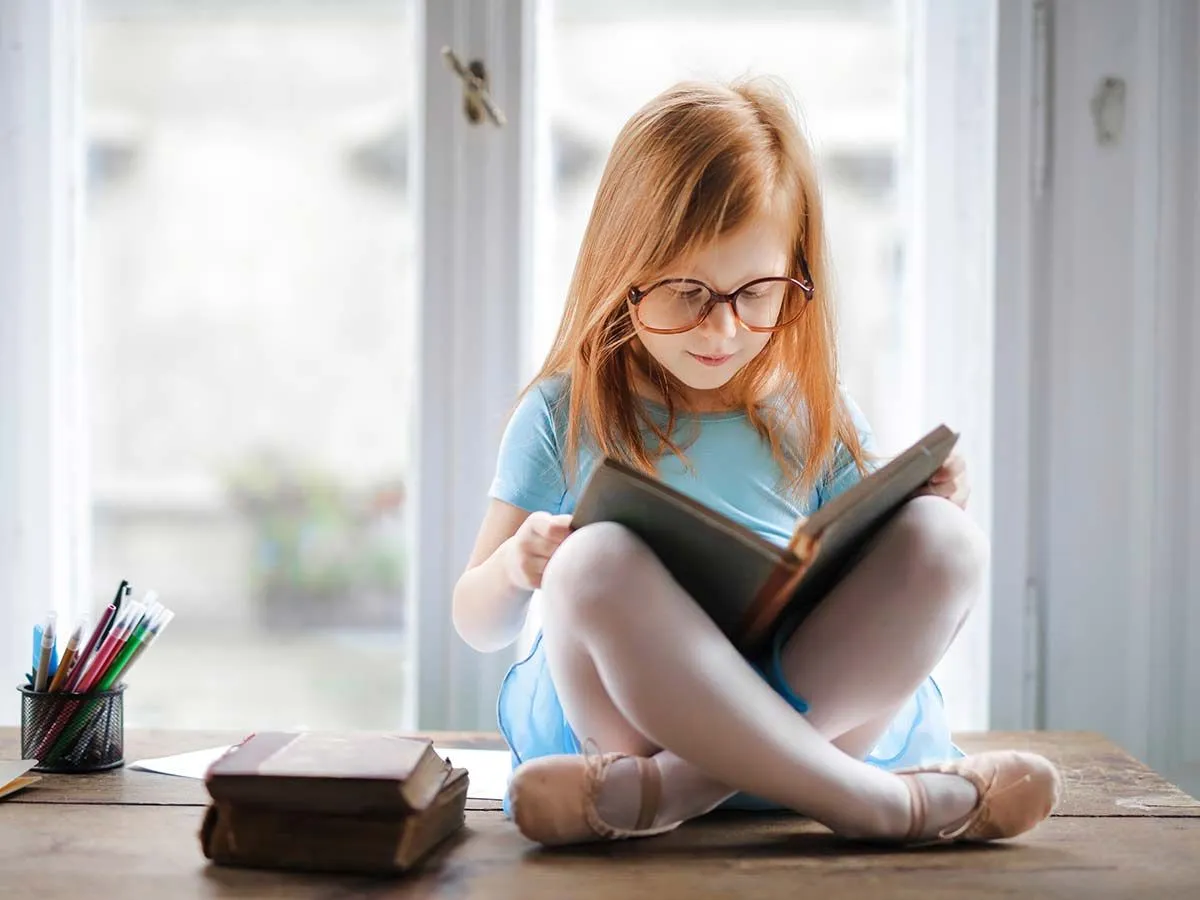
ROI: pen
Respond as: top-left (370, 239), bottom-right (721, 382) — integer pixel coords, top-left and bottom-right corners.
top-left (114, 609), bottom-right (174, 685)
top-left (33, 613), bottom-right (58, 692)
top-left (66, 603), bottom-right (116, 693)
top-left (48, 619), bottom-right (86, 693)
top-left (99, 604), bottom-right (158, 691)
top-left (72, 605), bottom-right (134, 695)
top-left (97, 580), bottom-right (129, 646)
top-left (77, 602), bottom-right (145, 694)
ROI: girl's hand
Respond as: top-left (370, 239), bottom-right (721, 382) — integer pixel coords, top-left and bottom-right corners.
top-left (505, 512), bottom-right (574, 590)
top-left (920, 450), bottom-right (971, 510)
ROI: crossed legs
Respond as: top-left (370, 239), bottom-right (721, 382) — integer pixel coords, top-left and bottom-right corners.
top-left (525, 496), bottom-right (988, 839)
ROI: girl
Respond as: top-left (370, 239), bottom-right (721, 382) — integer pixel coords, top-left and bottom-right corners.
top-left (453, 79), bottom-right (1060, 847)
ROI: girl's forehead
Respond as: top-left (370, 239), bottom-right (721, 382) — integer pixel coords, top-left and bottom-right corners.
top-left (662, 214), bottom-right (792, 283)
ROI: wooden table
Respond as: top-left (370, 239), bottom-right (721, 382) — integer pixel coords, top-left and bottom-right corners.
top-left (2, 729), bottom-right (1199, 898)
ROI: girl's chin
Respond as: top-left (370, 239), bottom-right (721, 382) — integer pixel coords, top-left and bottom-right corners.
top-left (669, 361), bottom-right (740, 391)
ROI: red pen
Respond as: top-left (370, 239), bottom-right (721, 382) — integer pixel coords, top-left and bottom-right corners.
top-left (65, 603), bottom-right (116, 693)
top-left (75, 604), bottom-right (140, 694)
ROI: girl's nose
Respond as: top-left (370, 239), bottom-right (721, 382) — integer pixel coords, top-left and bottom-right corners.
top-left (700, 301), bottom-right (739, 340)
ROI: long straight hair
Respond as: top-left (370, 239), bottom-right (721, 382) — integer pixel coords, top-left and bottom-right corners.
top-left (525, 78), bottom-right (867, 497)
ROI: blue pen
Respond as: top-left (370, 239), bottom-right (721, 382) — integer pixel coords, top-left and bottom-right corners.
top-left (30, 621), bottom-right (60, 680)
top-left (32, 612), bottom-right (58, 692)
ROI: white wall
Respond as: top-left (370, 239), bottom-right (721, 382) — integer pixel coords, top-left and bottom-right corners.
top-left (993, 0), bottom-right (1200, 795)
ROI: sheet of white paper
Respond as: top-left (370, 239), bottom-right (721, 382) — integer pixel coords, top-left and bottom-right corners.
top-left (435, 746), bottom-right (511, 802)
top-left (129, 745), bottom-right (233, 779)
top-left (127, 743), bottom-right (513, 801)
top-left (0, 759), bottom-right (39, 785)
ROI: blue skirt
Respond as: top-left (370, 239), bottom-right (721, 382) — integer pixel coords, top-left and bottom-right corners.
top-left (496, 626), bottom-right (963, 814)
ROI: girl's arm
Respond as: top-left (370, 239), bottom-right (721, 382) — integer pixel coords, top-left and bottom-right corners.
top-left (452, 499), bottom-right (571, 652)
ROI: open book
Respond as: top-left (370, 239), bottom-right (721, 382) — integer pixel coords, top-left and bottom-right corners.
top-left (571, 425), bottom-right (958, 656)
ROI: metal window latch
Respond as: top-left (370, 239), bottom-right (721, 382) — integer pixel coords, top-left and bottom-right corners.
top-left (441, 47), bottom-right (506, 128)
top-left (1090, 76), bottom-right (1126, 146)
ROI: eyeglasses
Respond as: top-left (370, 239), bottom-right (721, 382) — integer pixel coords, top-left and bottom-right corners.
top-left (626, 265), bottom-right (814, 335)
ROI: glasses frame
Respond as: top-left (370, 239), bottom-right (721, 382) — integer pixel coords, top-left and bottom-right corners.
top-left (626, 254), bottom-right (815, 335)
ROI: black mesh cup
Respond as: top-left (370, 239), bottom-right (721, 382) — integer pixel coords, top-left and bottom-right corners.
top-left (19, 684), bottom-right (125, 773)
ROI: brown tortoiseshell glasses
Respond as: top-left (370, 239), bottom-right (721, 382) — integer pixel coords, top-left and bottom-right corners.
top-left (627, 252), bottom-right (814, 335)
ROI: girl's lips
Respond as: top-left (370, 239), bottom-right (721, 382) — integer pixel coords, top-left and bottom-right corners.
top-left (689, 352), bottom-right (733, 367)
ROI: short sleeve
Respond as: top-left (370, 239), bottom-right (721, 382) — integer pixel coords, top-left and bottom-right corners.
top-left (815, 390), bottom-right (878, 507)
top-left (488, 381), bottom-right (569, 514)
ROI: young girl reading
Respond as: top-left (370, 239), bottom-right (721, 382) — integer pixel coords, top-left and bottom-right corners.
top-left (453, 78), bottom-right (1061, 847)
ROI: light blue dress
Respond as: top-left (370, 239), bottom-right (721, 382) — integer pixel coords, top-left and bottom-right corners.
top-left (489, 377), bottom-right (962, 813)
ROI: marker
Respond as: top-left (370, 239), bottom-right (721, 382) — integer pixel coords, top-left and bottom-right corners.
top-left (67, 603), bottom-right (117, 693)
top-left (115, 609), bottom-right (174, 684)
top-left (75, 603), bottom-right (143, 694)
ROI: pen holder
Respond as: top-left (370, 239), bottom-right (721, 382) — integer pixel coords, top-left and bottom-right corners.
top-left (18, 685), bottom-right (126, 773)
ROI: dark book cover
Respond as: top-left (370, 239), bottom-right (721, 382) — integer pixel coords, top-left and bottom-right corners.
top-left (205, 731), bottom-right (452, 816)
top-left (571, 424), bottom-right (958, 654)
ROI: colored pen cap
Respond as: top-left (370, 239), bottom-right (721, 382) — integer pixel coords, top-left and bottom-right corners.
top-left (152, 609), bottom-right (176, 636)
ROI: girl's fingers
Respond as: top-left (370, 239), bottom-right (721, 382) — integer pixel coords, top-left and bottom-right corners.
top-left (930, 453), bottom-right (966, 484)
top-left (920, 479), bottom-right (955, 502)
top-left (524, 533), bottom-right (563, 558)
top-left (532, 512), bottom-right (573, 540)
top-left (954, 483), bottom-right (972, 509)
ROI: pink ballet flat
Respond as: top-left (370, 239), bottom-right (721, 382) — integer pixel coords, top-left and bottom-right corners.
top-left (896, 750), bottom-right (1063, 844)
top-left (508, 745), bottom-right (681, 846)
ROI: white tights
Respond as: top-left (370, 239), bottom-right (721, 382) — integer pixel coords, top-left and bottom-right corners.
top-left (537, 495), bottom-right (988, 840)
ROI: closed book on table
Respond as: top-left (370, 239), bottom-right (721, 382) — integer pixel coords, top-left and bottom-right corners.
top-left (205, 731), bottom-right (452, 816)
top-left (571, 424), bottom-right (958, 656)
top-left (200, 768), bottom-right (469, 875)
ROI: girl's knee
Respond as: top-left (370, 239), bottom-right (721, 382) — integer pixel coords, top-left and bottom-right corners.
top-left (541, 521), bottom-right (651, 619)
top-left (889, 495), bottom-right (989, 598)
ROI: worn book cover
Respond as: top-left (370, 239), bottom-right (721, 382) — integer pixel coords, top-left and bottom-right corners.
top-left (205, 731), bottom-right (452, 816)
top-left (200, 767), bottom-right (469, 875)
top-left (571, 424), bottom-right (958, 655)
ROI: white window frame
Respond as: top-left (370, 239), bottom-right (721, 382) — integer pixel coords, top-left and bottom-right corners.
top-left (408, 0), bottom-right (536, 730)
top-left (989, 0), bottom-right (1048, 731)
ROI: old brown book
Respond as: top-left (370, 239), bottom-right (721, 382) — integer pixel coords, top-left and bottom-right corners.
top-left (200, 767), bottom-right (469, 875)
top-left (571, 424), bottom-right (958, 655)
top-left (205, 731), bottom-right (452, 816)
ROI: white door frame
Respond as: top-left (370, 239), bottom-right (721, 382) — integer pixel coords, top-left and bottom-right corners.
top-left (0, 0), bottom-right (89, 721)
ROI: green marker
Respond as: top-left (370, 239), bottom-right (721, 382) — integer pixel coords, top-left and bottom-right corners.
top-left (96, 615), bottom-right (154, 691)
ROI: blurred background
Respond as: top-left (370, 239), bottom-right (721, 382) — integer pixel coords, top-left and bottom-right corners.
top-left (83, 0), bottom-right (918, 731)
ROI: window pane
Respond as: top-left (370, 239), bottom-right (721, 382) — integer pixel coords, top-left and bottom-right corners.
top-left (84, 0), bottom-right (415, 731)
top-left (532, 0), bottom-right (912, 450)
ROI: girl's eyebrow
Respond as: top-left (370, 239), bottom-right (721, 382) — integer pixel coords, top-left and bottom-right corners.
top-left (661, 272), bottom-right (782, 290)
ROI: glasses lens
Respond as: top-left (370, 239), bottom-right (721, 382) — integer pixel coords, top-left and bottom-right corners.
top-left (638, 281), bottom-right (712, 331)
top-left (735, 279), bottom-right (793, 329)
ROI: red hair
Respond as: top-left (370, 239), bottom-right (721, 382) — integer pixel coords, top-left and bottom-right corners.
top-left (523, 78), bottom-right (866, 497)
